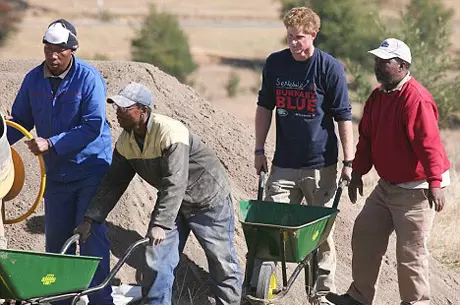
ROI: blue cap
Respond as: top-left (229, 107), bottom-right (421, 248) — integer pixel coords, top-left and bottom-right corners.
top-left (107, 82), bottom-right (153, 108)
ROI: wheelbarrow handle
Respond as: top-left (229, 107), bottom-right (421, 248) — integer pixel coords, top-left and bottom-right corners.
top-left (257, 171), bottom-right (267, 201)
top-left (60, 233), bottom-right (80, 254)
top-left (332, 179), bottom-right (348, 210)
top-left (69, 237), bottom-right (150, 305)
top-left (39, 237), bottom-right (150, 305)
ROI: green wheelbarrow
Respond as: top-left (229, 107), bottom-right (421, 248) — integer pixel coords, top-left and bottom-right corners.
top-left (239, 172), bottom-right (346, 304)
top-left (0, 234), bottom-right (149, 305)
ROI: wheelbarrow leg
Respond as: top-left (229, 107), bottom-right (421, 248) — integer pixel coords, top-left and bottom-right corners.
top-left (305, 249), bottom-right (318, 298)
top-left (279, 230), bottom-right (288, 288)
top-left (243, 228), bottom-right (259, 294)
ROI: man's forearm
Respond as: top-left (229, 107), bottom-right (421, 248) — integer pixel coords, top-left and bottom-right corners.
top-left (255, 106), bottom-right (272, 150)
top-left (84, 149), bottom-right (135, 223)
top-left (338, 120), bottom-right (354, 161)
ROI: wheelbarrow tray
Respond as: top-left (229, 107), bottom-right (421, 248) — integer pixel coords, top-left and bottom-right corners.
top-left (0, 249), bottom-right (101, 300)
top-left (239, 200), bottom-right (338, 263)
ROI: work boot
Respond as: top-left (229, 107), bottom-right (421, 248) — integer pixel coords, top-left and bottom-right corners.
top-left (325, 293), bottom-right (364, 305)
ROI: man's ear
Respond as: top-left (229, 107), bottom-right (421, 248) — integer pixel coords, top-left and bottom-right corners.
top-left (311, 31), bottom-right (318, 40)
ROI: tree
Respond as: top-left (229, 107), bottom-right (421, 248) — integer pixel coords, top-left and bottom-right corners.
top-left (395, 0), bottom-right (460, 127)
top-left (131, 5), bottom-right (197, 83)
top-left (0, 2), bottom-right (17, 46)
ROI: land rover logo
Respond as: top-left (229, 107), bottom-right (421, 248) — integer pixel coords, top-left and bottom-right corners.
top-left (277, 109), bottom-right (288, 116)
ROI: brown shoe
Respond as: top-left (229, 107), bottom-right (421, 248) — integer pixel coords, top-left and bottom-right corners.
top-left (325, 293), bottom-right (364, 305)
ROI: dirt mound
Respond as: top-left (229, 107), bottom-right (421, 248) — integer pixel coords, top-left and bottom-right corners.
top-left (1, 59), bottom-right (459, 305)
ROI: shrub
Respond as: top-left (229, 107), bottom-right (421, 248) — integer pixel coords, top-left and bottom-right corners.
top-left (0, 2), bottom-right (17, 46)
top-left (131, 5), bottom-right (197, 83)
top-left (226, 71), bottom-right (240, 98)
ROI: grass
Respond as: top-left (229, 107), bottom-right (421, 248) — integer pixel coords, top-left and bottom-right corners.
top-left (428, 130), bottom-right (460, 271)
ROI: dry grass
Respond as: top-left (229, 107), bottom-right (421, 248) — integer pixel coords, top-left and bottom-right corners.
top-left (429, 130), bottom-right (460, 271)
top-left (25, 0), bottom-right (281, 20)
top-left (187, 27), bottom-right (285, 59)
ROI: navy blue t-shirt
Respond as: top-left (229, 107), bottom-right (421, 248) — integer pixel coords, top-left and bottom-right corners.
top-left (257, 48), bottom-right (352, 169)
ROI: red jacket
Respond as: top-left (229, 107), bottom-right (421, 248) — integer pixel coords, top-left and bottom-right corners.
top-left (353, 77), bottom-right (450, 188)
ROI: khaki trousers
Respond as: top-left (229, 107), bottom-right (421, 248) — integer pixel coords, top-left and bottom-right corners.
top-left (265, 164), bottom-right (338, 298)
top-left (347, 179), bottom-right (435, 305)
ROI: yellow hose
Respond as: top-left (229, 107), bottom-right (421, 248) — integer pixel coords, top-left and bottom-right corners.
top-left (4, 120), bottom-right (46, 224)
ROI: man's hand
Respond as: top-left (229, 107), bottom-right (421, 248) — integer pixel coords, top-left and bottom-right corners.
top-left (348, 172), bottom-right (363, 204)
top-left (428, 187), bottom-right (445, 212)
top-left (341, 166), bottom-right (352, 184)
top-left (146, 226), bottom-right (166, 246)
top-left (25, 137), bottom-right (50, 155)
top-left (254, 154), bottom-right (268, 175)
top-left (74, 218), bottom-right (93, 243)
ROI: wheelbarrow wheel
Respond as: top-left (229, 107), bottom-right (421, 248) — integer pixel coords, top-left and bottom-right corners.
top-left (255, 261), bottom-right (277, 303)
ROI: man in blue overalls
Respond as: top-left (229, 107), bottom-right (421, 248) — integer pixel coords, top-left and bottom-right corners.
top-left (7, 19), bottom-right (114, 305)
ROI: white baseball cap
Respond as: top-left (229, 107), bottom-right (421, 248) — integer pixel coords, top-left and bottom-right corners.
top-left (369, 38), bottom-right (412, 64)
top-left (107, 82), bottom-right (153, 108)
top-left (42, 19), bottom-right (79, 50)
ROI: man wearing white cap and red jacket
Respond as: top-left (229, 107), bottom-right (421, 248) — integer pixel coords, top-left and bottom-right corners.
top-left (326, 38), bottom-right (450, 305)
top-left (7, 19), bottom-right (114, 305)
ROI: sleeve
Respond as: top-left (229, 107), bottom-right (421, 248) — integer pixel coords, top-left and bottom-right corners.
top-left (352, 92), bottom-right (375, 176)
top-left (48, 73), bottom-right (107, 155)
top-left (325, 61), bottom-right (352, 121)
top-left (149, 140), bottom-right (189, 230)
top-left (257, 56), bottom-right (276, 110)
top-left (406, 99), bottom-right (444, 188)
top-left (7, 76), bottom-right (35, 145)
top-left (84, 148), bottom-right (136, 223)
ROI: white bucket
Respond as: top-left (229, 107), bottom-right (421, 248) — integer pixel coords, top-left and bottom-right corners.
top-left (0, 114), bottom-right (14, 199)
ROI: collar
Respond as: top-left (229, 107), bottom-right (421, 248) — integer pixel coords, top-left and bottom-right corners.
top-left (146, 112), bottom-right (154, 132)
top-left (380, 72), bottom-right (411, 93)
top-left (128, 112), bottom-right (154, 141)
top-left (43, 56), bottom-right (73, 79)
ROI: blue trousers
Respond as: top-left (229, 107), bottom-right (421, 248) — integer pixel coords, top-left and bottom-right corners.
top-left (142, 195), bottom-right (242, 305)
top-left (45, 175), bottom-right (113, 305)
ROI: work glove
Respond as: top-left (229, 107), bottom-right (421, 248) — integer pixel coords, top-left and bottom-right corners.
top-left (74, 217), bottom-right (93, 243)
top-left (146, 226), bottom-right (165, 246)
top-left (348, 172), bottom-right (363, 204)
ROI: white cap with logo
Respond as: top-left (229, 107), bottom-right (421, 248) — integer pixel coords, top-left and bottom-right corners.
top-left (368, 38), bottom-right (412, 64)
